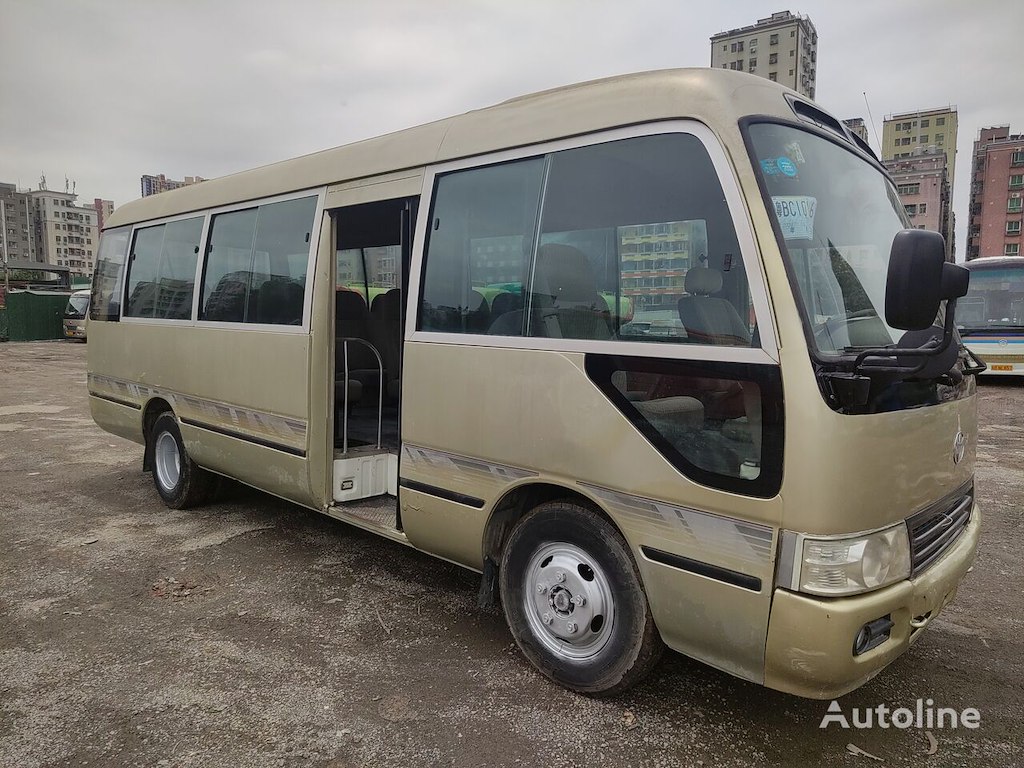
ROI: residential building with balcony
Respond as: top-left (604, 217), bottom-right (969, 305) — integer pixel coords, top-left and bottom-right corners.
top-left (31, 190), bottom-right (100, 278)
top-left (141, 173), bottom-right (206, 197)
top-left (93, 198), bottom-right (115, 231)
top-left (0, 183), bottom-right (39, 265)
top-left (882, 149), bottom-right (953, 260)
top-left (842, 118), bottom-right (869, 144)
top-left (880, 107), bottom-right (958, 259)
top-left (710, 11), bottom-right (817, 99)
top-left (966, 125), bottom-right (1024, 261)
top-left (881, 107), bottom-right (958, 185)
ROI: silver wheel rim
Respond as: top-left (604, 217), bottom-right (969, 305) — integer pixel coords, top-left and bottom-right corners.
top-left (154, 430), bottom-right (181, 493)
top-left (522, 542), bottom-right (615, 662)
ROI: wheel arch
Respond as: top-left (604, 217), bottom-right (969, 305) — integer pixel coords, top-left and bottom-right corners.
top-left (481, 480), bottom-right (628, 565)
top-left (141, 397), bottom-right (174, 472)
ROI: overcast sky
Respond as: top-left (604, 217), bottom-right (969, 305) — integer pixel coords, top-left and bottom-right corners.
top-left (3, 0), bottom-right (1021, 260)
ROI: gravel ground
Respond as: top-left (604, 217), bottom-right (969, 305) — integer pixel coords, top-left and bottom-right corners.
top-left (1, 341), bottom-right (1021, 768)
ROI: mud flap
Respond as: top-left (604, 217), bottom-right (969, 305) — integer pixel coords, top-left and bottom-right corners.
top-left (477, 556), bottom-right (499, 609)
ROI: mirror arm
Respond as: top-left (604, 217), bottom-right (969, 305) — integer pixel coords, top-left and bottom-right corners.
top-left (852, 298), bottom-right (959, 374)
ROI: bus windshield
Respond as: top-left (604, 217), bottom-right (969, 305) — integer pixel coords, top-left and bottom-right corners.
top-left (748, 122), bottom-right (911, 356)
top-left (956, 266), bottom-right (1024, 333)
top-left (66, 294), bottom-right (90, 317)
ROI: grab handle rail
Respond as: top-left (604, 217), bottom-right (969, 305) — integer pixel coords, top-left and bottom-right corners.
top-left (339, 337), bottom-right (384, 454)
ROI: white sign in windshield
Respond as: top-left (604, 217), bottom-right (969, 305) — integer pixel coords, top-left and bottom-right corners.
top-left (772, 195), bottom-right (817, 241)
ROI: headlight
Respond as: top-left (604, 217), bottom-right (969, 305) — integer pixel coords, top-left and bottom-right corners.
top-left (780, 523), bottom-right (911, 597)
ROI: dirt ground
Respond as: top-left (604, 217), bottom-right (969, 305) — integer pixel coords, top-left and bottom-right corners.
top-left (1, 341), bottom-right (1022, 768)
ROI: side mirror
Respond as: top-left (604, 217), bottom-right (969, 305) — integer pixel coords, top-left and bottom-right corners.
top-left (885, 229), bottom-right (968, 331)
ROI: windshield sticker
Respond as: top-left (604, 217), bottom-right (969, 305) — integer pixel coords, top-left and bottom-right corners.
top-left (776, 156), bottom-right (798, 177)
top-left (760, 158), bottom-right (779, 176)
top-left (772, 196), bottom-right (817, 240)
top-left (785, 141), bottom-right (806, 164)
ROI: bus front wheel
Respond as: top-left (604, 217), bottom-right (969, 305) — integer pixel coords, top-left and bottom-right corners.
top-left (498, 500), bottom-right (663, 696)
top-left (149, 412), bottom-right (217, 509)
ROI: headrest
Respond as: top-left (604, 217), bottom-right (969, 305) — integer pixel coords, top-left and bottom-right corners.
top-left (535, 243), bottom-right (599, 303)
top-left (336, 289), bottom-right (366, 310)
top-left (685, 267), bottom-right (723, 296)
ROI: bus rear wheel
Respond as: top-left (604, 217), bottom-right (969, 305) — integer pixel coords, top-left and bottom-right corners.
top-left (149, 412), bottom-right (217, 509)
top-left (498, 500), bottom-right (663, 696)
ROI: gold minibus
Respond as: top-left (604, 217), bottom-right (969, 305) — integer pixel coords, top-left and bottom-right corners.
top-left (88, 68), bottom-right (981, 698)
top-left (63, 288), bottom-right (91, 340)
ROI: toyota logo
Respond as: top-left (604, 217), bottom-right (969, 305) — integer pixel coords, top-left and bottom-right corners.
top-left (952, 431), bottom-right (967, 465)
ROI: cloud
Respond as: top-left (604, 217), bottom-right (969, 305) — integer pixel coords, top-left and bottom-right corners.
top-left (2, 0), bottom-right (1021, 257)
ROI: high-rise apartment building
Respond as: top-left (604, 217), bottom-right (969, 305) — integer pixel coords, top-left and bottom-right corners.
top-left (31, 190), bottom-right (100, 278)
top-left (883, 150), bottom-right (953, 259)
top-left (141, 173), bottom-right (206, 197)
top-left (93, 198), bottom-right (115, 231)
top-left (842, 118), bottom-right (869, 144)
top-left (880, 107), bottom-right (958, 259)
top-left (881, 107), bottom-right (958, 184)
top-left (1, 183), bottom-right (39, 265)
top-left (966, 125), bottom-right (1024, 261)
top-left (710, 11), bottom-right (818, 99)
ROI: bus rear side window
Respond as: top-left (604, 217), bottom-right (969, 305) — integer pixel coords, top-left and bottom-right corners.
top-left (89, 226), bottom-right (131, 321)
top-left (124, 216), bottom-right (203, 319)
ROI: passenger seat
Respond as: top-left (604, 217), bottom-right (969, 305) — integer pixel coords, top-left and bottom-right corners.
top-left (676, 267), bottom-right (751, 346)
top-left (371, 288), bottom-right (403, 401)
top-left (533, 244), bottom-right (612, 339)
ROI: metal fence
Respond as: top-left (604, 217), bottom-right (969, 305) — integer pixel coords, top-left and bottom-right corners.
top-left (3, 290), bottom-right (71, 341)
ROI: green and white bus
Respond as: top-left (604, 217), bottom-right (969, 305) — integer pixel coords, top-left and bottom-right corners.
top-left (89, 68), bottom-right (980, 698)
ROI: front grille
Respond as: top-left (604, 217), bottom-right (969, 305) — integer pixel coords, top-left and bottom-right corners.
top-left (907, 482), bottom-right (973, 575)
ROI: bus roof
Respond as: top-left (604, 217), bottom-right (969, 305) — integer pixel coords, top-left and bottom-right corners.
top-left (964, 256), bottom-right (1024, 270)
top-left (106, 68), bottom-right (805, 230)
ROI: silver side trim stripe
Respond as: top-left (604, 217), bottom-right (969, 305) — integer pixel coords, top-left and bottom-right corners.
top-left (87, 373), bottom-right (307, 448)
top-left (401, 444), bottom-right (538, 484)
top-left (579, 483), bottom-right (774, 569)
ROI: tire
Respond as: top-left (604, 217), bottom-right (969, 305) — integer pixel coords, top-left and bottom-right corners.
top-left (148, 412), bottom-right (217, 509)
top-left (499, 500), bottom-right (664, 696)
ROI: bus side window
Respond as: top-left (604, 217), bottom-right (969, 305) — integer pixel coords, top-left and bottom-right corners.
top-left (420, 158), bottom-right (545, 335)
top-left (124, 217), bottom-right (204, 320)
top-left (199, 196), bottom-right (316, 325)
top-left (90, 226), bottom-right (132, 321)
top-left (535, 133), bottom-right (754, 346)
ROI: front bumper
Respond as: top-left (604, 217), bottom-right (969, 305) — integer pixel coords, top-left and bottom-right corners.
top-left (763, 504), bottom-right (980, 699)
